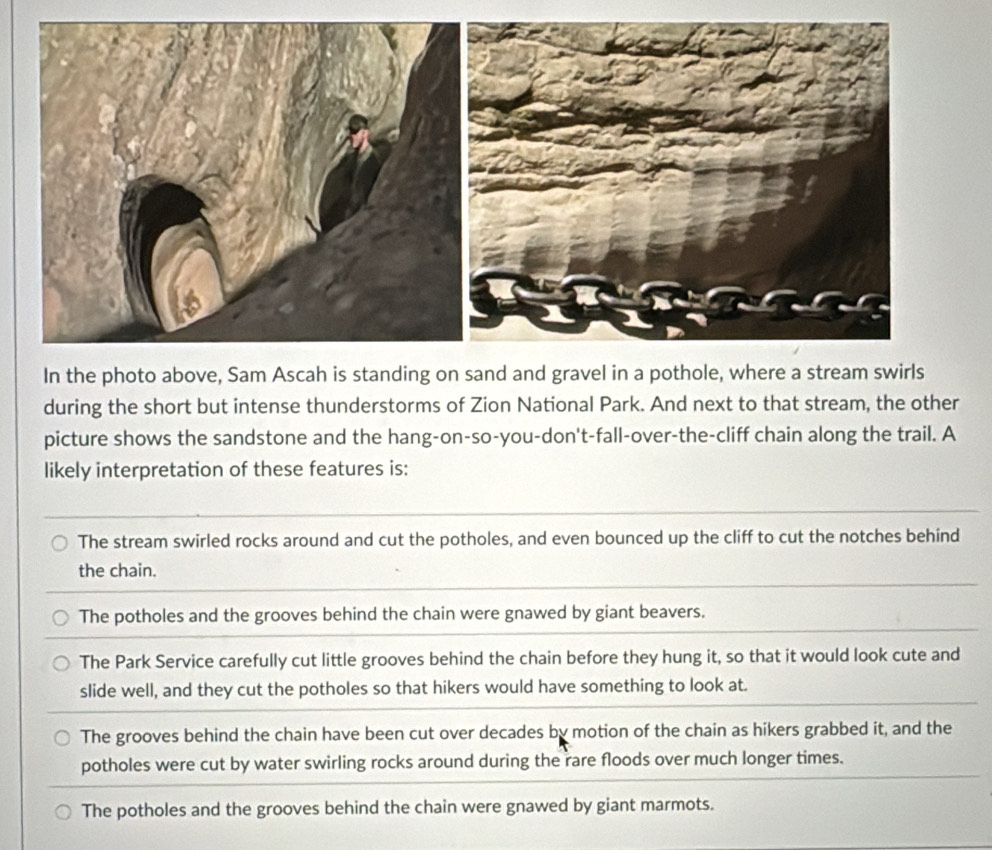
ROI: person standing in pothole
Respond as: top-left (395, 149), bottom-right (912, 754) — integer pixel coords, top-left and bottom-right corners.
top-left (344, 113), bottom-right (382, 218)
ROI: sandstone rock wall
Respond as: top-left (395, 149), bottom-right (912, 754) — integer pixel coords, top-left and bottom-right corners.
top-left (168, 23), bottom-right (462, 342)
top-left (41, 23), bottom-right (429, 341)
top-left (469, 23), bottom-right (889, 298)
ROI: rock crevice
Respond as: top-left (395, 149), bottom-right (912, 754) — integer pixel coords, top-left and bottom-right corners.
top-left (169, 23), bottom-right (461, 342)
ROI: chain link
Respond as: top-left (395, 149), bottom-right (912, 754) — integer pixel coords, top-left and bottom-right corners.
top-left (470, 267), bottom-right (889, 331)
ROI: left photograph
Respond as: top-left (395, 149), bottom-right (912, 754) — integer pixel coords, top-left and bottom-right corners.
top-left (40, 22), bottom-right (462, 342)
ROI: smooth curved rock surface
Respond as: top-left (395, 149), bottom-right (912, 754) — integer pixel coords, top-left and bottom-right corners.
top-left (41, 22), bottom-right (429, 341)
top-left (168, 23), bottom-right (461, 342)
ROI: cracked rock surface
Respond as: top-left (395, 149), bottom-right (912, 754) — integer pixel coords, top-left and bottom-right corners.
top-left (469, 23), bottom-right (889, 302)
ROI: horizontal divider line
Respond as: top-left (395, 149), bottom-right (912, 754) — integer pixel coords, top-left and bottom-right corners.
top-left (48, 775), bottom-right (980, 789)
top-left (47, 701), bottom-right (979, 714)
top-left (44, 628), bottom-right (979, 639)
top-left (44, 583), bottom-right (979, 594)
top-left (46, 509), bottom-right (980, 519)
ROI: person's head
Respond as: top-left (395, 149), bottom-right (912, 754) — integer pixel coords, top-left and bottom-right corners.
top-left (347, 114), bottom-right (370, 151)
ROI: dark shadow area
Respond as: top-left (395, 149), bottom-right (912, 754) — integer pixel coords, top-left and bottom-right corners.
top-left (119, 176), bottom-right (211, 329)
top-left (316, 156), bottom-right (354, 234)
top-left (778, 110), bottom-right (890, 297)
top-left (168, 24), bottom-right (462, 342)
top-left (317, 139), bottom-right (393, 234)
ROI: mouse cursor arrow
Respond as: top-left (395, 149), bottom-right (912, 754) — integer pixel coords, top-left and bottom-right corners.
top-left (558, 734), bottom-right (570, 753)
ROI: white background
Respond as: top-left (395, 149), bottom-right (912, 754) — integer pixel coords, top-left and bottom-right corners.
top-left (3, 1), bottom-right (991, 848)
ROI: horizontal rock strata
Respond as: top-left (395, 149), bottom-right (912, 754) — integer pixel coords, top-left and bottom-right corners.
top-left (469, 23), bottom-right (890, 313)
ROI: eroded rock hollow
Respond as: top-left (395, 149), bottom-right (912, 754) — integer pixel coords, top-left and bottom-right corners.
top-left (41, 22), bottom-right (437, 341)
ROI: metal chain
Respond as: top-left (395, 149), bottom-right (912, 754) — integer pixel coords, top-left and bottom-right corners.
top-left (470, 267), bottom-right (889, 328)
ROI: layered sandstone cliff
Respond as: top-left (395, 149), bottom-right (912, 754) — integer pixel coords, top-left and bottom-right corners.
top-left (469, 23), bottom-right (889, 304)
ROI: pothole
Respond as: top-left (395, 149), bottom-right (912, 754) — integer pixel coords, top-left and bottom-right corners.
top-left (119, 175), bottom-right (225, 332)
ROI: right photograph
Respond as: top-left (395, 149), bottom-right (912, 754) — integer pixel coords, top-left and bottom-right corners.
top-left (468, 23), bottom-right (890, 340)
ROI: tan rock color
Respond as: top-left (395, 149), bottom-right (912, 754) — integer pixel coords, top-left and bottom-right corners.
top-left (168, 24), bottom-right (462, 342)
top-left (149, 220), bottom-right (224, 332)
top-left (469, 23), bottom-right (889, 301)
top-left (41, 23), bottom-right (429, 341)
